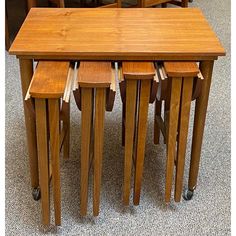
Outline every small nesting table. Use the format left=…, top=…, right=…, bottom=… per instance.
left=9, top=8, right=225, bottom=207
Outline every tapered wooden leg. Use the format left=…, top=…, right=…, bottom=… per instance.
left=35, top=99, right=50, bottom=226
left=63, top=102, right=70, bottom=159
left=93, top=88, right=106, bottom=216
left=133, top=80, right=151, bottom=205
left=164, top=88, right=171, bottom=144
left=165, top=77, right=182, bottom=202
left=123, top=80, right=138, bottom=205
left=122, top=102, right=125, bottom=146
left=19, top=59, right=39, bottom=189
left=188, top=61, right=214, bottom=191
left=154, top=99, right=162, bottom=144
left=174, top=77, right=193, bottom=202
left=27, top=0, right=37, bottom=11
left=80, top=88, right=93, bottom=216
left=48, top=99, right=61, bottom=225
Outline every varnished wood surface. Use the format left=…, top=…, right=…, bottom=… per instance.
left=188, top=61, right=214, bottom=190
left=78, top=62, right=112, bottom=88
left=165, top=77, right=182, bottom=202
left=164, top=62, right=199, bottom=77
left=154, top=100, right=162, bottom=144
left=29, top=61, right=70, bottom=98
left=123, top=80, right=137, bottom=205
left=93, top=88, right=106, bottom=216
left=80, top=88, right=93, bottom=216
left=175, top=77, right=193, bottom=202
left=63, top=102, right=70, bottom=159
left=9, top=8, right=225, bottom=60
left=122, top=62, right=155, bottom=80
left=35, top=99, right=50, bottom=226
left=106, top=69, right=116, bottom=111
left=133, top=79, right=151, bottom=205
left=19, top=59, right=39, bottom=188
left=48, top=99, right=61, bottom=225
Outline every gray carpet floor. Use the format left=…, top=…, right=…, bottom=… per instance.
left=5, top=0, right=231, bottom=235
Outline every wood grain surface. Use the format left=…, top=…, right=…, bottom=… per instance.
left=164, top=62, right=199, bottom=77
left=78, top=62, right=112, bottom=88
left=9, top=8, right=225, bottom=60
left=122, top=62, right=155, bottom=80
left=29, top=61, right=70, bottom=98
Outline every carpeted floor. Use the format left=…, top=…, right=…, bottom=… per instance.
left=5, top=0, right=231, bottom=235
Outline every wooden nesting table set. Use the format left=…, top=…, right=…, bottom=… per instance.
left=9, top=8, right=225, bottom=226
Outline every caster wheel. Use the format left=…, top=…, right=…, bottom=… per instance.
left=32, top=187, right=41, bottom=201
left=189, top=0, right=193, bottom=2
left=183, top=189, right=194, bottom=201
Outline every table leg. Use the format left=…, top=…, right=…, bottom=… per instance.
left=133, top=80, right=151, bottom=205
left=80, top=88, right=93, bottom=216
left=164, top=87, right=171, bottom=145
left=48, top=99, right=61, bottom=225
left=165, top=77, right=182, bottom=202
left=122, top=102, right=125, bottom=146
left=174, top=77, right=193, bottom=202
left=35, top=99, right=50, bottom=226
left=123, top=80, right=138, bottom=205
left=154, top=99, right=161, bottom=144
left=19, top=59, right=39, bottom=190
left=93, top=88, right=106, bottom=216
left=188, top=61, right=214, bottom=192
left=63, top=102, right=70, bottom=159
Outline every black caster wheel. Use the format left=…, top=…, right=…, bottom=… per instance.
left=32, top=187, right=41, bottom=201
left=189, top=0, right=193, bottom=2
left=183, top=189, right=194, bottom=201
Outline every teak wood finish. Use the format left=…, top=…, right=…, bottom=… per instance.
left=122, top=62, right=156, bottom=80
left=164, top=76, right=182, bottom=202
left=164, top=62, right=201, bottom=202
left=121, top=62, right=156, bottom=205
left=35, top=98, right=50, bottom=225
left=9, top=8, right=225, bottom=211
left=175, top=76, right=193, bottom=202
left=188, top=60, right=214, bottom=192
left=29, top=61, right=69, bottom=98
left=10, top=9, right=225, bottom=60
left=77, top=62, right=114, bottom=216
left=154, top=62, right=200, bottom=202
left=28, top=61, right=71, bottom=226
left=164, top=62, right=199, bottom=77
left=78, top=62, right=112, bottom=87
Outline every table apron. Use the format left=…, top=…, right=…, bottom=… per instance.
left=16, top=55, right=218, bottom=61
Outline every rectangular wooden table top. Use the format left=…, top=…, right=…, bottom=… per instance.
left=9, top=8, right=225, bottom=61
